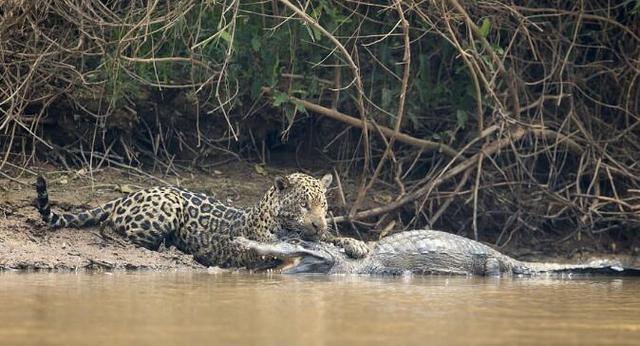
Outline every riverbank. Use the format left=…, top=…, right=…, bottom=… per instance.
left=1, top=162, right=638, bottom=271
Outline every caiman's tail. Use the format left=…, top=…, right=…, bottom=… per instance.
left=513, top=259, right=640, bottom=276
left=35, top=176, right=115, bottom=229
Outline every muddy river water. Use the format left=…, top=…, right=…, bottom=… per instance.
left=0, top=272, right=638, bottom=345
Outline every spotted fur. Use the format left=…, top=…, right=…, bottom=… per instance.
left=35, top=173, right=342, bottom=267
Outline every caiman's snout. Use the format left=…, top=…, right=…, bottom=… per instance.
left=233, top=237, right=334, bottom=274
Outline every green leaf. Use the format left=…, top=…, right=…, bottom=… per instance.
left=492, top=44, right=504, bottom=56
left=251, top=36, right=261, bottom=52
left=312, top=26, right=323, bottom=41
left=254, top=164, right=268, bottom=176
left=479, top=18, right=491, bottom=38
left=310, top=3, right=324, bottom=19
left=219, top=30, right=232, bottom=44
left=272, top=91, right=288, bottom=107
left=293, top=100, right=307, bottom=114
left=456, top=110, right=468, bottom=129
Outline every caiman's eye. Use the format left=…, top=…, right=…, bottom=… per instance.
left=288, top=238, right=302, bottom=245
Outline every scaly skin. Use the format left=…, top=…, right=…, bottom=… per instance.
left=235, top=229, right=638, bottom=276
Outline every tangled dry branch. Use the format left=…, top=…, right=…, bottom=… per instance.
left=266, top=0, right=640, bottom=242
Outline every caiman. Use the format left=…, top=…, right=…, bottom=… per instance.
left=235, top=229, right=640, bottom=276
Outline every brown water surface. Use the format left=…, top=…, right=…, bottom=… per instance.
left=0, top=272, right=638, bottom=345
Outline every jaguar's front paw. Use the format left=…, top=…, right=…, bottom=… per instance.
left=338, top=238, right=370, bottom=259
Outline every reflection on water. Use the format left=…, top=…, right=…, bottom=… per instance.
left=0, top=272, right=639, bottom=345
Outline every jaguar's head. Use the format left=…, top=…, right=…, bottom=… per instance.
left=271, top=172, right=333, bottom=240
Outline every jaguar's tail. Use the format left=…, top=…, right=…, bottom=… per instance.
left=35, top=176, right=114, bottom=229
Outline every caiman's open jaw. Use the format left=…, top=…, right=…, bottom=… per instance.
left=233, top=237, right=334, bottom=274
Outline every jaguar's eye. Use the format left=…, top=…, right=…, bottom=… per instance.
left=301, top=201, right=309, bottom=209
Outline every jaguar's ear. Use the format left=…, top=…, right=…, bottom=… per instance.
left=274, top=176, right=290, bottom=191
left=320, top=173, right=333, bottom=190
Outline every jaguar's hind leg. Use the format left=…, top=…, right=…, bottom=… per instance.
left=121, top=220, right=176, bottom=251
left=98, top=221, right=130, bottom=248
left=104, top=189, right=184, bottom=250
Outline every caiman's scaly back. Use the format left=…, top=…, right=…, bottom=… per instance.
left=236, top=229, right=639, bottom=276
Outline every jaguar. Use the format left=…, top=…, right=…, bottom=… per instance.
left=35, top=173, right=369, bottom=267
